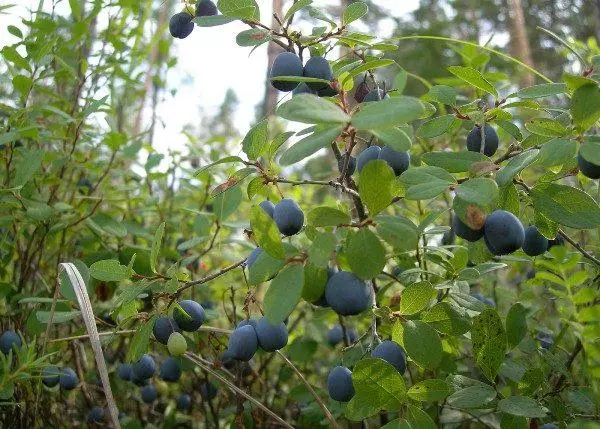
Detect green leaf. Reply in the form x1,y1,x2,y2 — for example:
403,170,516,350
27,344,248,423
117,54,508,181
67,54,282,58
380,419,411,429
345,228,386,280
505,303,528,349
242,119,268,160
150,222,165,274
126,316,156,363
301,264,327,302
1,46,30,71
307,206,350,227
515,83,566,99
448,66,498,97
89,260,132,282
417,115,459,139
579,137,600,166
424,85,457,105
471,308,507,382
36,310,81,324
402,320,442,369
91,213,127,237
279,125,343,165
236,28,270,46
531,183,600,229
422,302,471,335
496,120,523,141
422,151,489,173
13,149,43,187
405,404,436,429
351,96,434,130
399,166,456,200
250,205,285,260
571,83,600,131
345,358,406,421
498,396,546,418
407,379,451,402
194,15,237,26
277,94,349,124
308,231,336,268
248,250,284,285
358,159,395,216
195,156,244,175
342,1,368,25
341,59,395,85
400,282,436,315
213,186,242,221
217,0,259,21
537,138,577,167
447,385,497,409
371,126,412,152
375,215,419,251
264,264,304,324
496,150,539,186
525,118,567,137
283,0,312,23
455,178,499,210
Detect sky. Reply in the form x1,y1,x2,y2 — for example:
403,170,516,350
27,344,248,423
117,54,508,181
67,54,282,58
0,0,420,157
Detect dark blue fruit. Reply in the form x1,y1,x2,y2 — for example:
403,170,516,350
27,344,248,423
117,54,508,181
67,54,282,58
259,200,275,218
221,349,236,370
363,89,389,102
327,325,343,346
174,300,206,331
200,382,218,400
467,124,499,157
327,325,358,346
227,325,258,361
169,12,194,39
303,56,333,91
452,216,484,242
247,247,262,268
442,229,455,245
273,198,304,236
471,292,495,307
141,384,158,403
327,366,354,402
537,331,554,350
237,319,258,330
354,81,370,103
338,154,356,176
371,340,406,373
356,146,381,173
392,267,403,277
255,317,288,352
270,52,303,92
177,393,192,410
325,271,373,316
484,210,525,255
522,226,548,256
378,146,410,176
88,406,105,423
42,366,61,387
292,83,316,96
59,367,79,390
160,357,182,382
195,0,217,17
547,235,565,250
0,330,21,355
578,152,600,179
116,363,133,381
153,316,181,345
132,354,156,380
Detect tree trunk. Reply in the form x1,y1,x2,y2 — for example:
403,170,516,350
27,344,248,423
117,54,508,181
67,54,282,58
506,0,535,87
262,0,285,117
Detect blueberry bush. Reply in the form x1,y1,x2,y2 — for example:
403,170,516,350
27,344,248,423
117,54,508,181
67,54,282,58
1,0,600,428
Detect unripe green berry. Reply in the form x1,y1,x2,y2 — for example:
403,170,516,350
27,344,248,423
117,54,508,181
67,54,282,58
167,332,187,356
